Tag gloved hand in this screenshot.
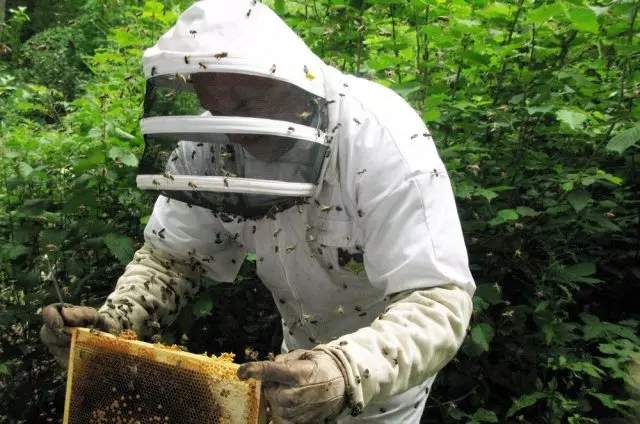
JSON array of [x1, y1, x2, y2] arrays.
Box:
[[40, 303, 119, 368], [237, 349, 347, 423]]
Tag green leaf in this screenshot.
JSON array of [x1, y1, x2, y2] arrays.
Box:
[[606, 125, 640, 154], [18, 162, 33, 178], [565, 6, 598, 33], [245, 253, 257, 262], [527, 104, 554, 115], [516, 206, 540, 217], [580, 313, 604, 340], [476, 188, 498, 202], [506, 392, 547, 417], [589, 392, 619, 409], [1, 244, 29, 260], [472, 408, 498, 423], [470, 323, 494, 352], [274, 0, 285, 14], [192, 297, 214, 317], [0, 363, 9, 375], [108, 146, 139, 167], [422, 108, 441, 122], [497, 209, 519, 220], [103, 234, 135, 265], [527, 3, 564, 24], [475, 284, 503, 305], [565, 263, 596, 278], [567, 191, 592, 212], [556, 109, 588, 131]]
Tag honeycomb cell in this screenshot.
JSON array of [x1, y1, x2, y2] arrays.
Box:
[[64, 328, 265, 424]]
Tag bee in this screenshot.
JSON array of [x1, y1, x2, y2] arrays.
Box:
[[258, 257, 264, 262], [357, 168, 367, 175], [199, 62, 207, 69], [332, 123, 341, 133], [162, 172, 174, 181], [223, 177, 229, 187], [231, 259, 236, 264], [184, 56, 190, 64], [326, 100, 336, 105], [393, 358, 398, 366], [171, 154, 179, 162], [274, 246, 279, 253], [221, 151, 233, 158], [273, 228, 282, 237], [151, 66, 157, 76], [191, 150, 196, 160], [176, 73, 189, 84], [196, 143, 204, 147], [431, 168, 439, 178], [339, 340, 348, 346], [343, 82, 349, 88], [214, 51, 228, 59], [381, 347, 389, 356], [320, 204, 333, 212], [355, 376, 361, 384], [188, 181, 198, 189], [285, 245, 296, 253], [252, 225, 256, 234], [287, 126, 295, 133], [304, 65, 315, 81], [339, 93, 345, 97], [298, 111, 312, 120], [423, 131, 430, 137], [335, 205, 343, 211], [158, 228, 166, 239], [152, 179, 161, 187], [246, 8, 252, 17], [353, 118, 361, 125], [189, 30, 197, 35], [270, 64, 277, 74], [363, 369, 370, 378]]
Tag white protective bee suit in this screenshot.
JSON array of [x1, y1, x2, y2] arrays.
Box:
[[98, 1, 476, 422]]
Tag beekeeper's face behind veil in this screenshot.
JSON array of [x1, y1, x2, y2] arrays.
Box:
[[136, 0, 331, 219], [190, 72, 323, 161]]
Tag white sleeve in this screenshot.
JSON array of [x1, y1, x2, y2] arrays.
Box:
[[316, 284, 473, 414]]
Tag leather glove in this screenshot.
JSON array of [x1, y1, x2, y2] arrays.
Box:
[[40, 303, 119, 368], [237, 349, 347, 424]]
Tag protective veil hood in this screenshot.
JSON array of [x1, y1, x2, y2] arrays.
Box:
[[138, 0, 331, 219]]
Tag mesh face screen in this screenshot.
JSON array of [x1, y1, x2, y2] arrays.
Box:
[[64, 328, 265, 424], [138, 132, 327, 217], [143, 73, 328, 130]]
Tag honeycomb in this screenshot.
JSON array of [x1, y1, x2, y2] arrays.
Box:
[[63, 328, 266, 424]]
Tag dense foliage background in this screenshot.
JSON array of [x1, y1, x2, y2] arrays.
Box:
[[1, 0, 639, 423]]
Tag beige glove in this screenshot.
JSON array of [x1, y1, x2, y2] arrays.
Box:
[[237, 350, 347, 423], [40, 303, 119, 368]]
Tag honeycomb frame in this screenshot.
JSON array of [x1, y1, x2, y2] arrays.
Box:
[[63, 327, 266, 424]]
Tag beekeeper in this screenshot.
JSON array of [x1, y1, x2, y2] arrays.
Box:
[[40, 0, 476, 422]]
